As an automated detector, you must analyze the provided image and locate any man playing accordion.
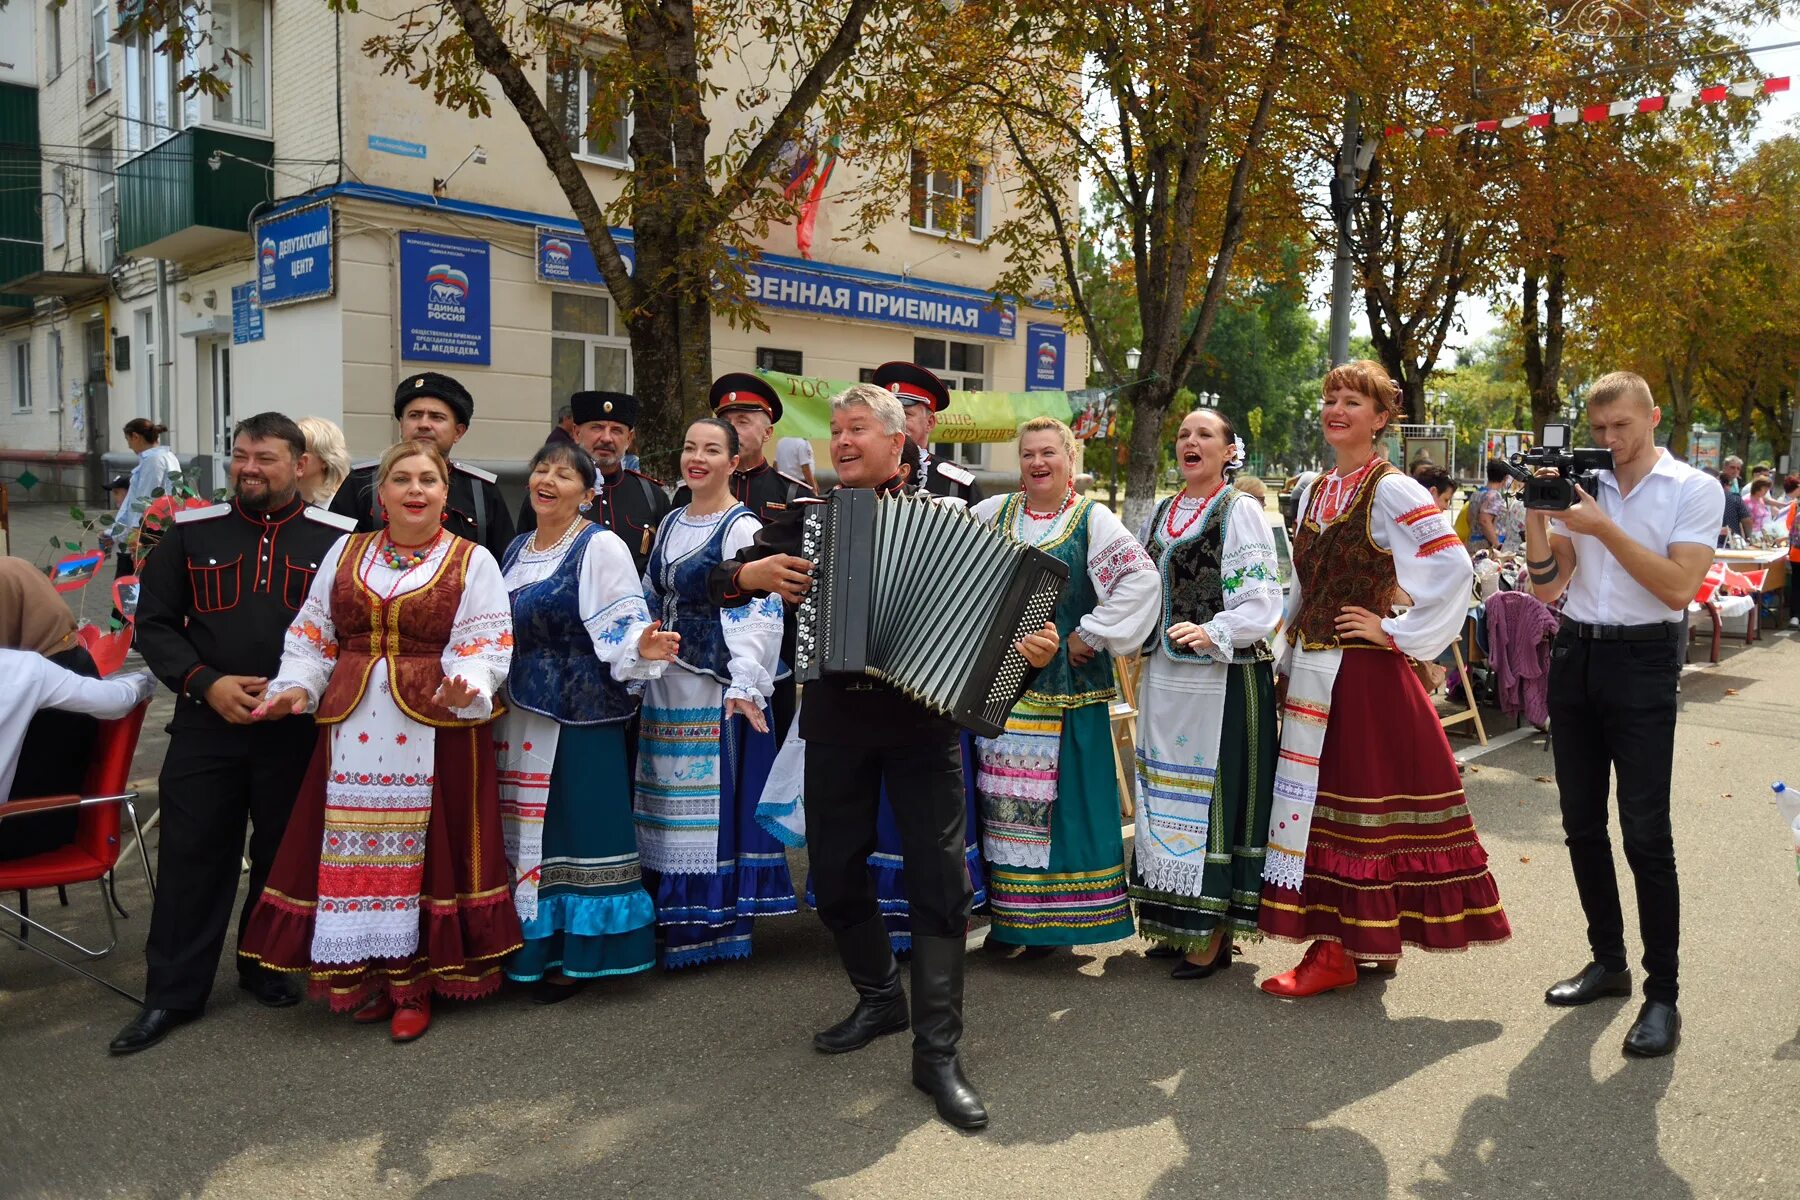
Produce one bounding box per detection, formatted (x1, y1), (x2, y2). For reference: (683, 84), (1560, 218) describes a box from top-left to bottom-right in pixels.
(710, 382), (1057, 1131)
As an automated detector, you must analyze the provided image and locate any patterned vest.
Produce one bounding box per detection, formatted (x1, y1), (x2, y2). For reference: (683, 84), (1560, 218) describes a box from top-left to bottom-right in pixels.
(1143, 490), (1273, 665)
(502, 525), (638, 727)
(315, 533), (492, 728)
(1292, 459), (1400, 651)
(998, 494), (1116, 709)
(646, 505), (751, 683)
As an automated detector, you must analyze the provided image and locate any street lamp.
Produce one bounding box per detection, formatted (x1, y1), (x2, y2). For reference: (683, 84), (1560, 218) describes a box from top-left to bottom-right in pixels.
(1124, 346), (1142, 372)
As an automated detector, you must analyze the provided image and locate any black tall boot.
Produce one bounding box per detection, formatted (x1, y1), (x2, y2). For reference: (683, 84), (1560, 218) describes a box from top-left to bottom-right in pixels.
(909, 934), (988, 1130)
(813, 916), (909, 1054)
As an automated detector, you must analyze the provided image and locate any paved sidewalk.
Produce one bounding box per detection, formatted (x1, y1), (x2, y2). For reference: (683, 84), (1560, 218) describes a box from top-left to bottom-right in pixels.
(4, 621), (1798, 1198)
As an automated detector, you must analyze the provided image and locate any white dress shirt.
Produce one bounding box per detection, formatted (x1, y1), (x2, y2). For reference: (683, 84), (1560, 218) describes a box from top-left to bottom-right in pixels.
(1551, 448), (1721, 625)
(0, 650), (155, 802)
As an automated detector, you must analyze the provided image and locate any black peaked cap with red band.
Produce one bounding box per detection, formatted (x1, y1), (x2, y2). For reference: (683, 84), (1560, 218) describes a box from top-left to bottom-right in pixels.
(872, 361), (950, 412)
(709, 373), (783, 424)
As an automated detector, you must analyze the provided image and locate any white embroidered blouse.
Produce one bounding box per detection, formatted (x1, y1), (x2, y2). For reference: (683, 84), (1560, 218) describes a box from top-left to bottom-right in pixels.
(643, 506), (785, 706)
(270, 533), (515, 721)
(1135, 489), (1284, 663)
(502, 523), (665, 683)
(1278, 470), (1473, 668)
(972, 494), (1162, 654)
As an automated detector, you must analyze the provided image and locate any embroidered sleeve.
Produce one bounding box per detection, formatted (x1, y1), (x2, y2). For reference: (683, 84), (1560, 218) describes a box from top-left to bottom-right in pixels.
(720, 514), (783, 703)
(969, 495), (1007, 526)
(1373, 475), (1473, 660)
(1077, 503), (1162, 654)
(580, 529), (665, 682)
(440, 547), (515, 720)
(1207, 495), (1284, 650)
(266, 536), (347, 711)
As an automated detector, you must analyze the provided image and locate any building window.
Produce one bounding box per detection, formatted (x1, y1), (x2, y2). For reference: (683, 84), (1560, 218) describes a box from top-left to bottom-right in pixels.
(913, 336), (988, 469)
(10, 342), (32, 414)
(756, 348), (803, 375)
(122, 0), (269, 149)
(550, 292), (631, 420)
(546, 56), (632, 167)
(48, 165), (68, 249)
(89, 0), (111, 98)
(90, 136), (116, 269)
(909, 152), (985, 241)
(46, 3), (64, 80)
(46, 331), (63, 415)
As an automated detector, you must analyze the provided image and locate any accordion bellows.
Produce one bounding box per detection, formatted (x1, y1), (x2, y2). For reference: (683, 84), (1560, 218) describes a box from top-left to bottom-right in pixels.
(795, 489), (1070, 738)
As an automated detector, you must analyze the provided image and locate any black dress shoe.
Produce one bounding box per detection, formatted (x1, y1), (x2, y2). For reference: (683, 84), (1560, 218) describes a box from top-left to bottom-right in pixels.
(1623, 1000), (1681, 1057)
(1544, 963), (1632, 1007)
(238, 973), (300, 1008)
(108, 1008), (201, 1056)
(1144, 943), (1181, 960)
(1171, 951), (1232, 981)
(531, 978), (587, 1005)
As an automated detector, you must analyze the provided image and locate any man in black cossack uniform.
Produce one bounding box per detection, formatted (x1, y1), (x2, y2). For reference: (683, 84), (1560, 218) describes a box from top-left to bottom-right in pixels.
(331, 372), (515, 562)
(520, 390), (670, 576)
(873, 360), (983, 504)
(675, 373), (814, 739)
(110, 413), (358, 1056)
(709, 382), (1056, 1131)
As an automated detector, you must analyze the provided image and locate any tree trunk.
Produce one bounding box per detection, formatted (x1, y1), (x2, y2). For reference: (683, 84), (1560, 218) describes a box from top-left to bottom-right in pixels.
(1122, 380), (1174, 533)
(1662, 350), (1696, 460)
(1520, 258), (1567, 434)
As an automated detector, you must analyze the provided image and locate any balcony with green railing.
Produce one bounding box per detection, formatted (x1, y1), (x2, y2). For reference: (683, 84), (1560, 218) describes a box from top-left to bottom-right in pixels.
(118, 128), (273, 261)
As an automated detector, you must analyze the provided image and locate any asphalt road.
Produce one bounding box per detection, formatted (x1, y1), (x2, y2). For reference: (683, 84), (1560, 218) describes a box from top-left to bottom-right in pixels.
(1, 501), (1796, 1199)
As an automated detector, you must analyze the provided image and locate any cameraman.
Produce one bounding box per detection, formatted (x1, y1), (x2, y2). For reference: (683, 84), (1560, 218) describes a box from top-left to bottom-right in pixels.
(1523, 372), (1717, 1059)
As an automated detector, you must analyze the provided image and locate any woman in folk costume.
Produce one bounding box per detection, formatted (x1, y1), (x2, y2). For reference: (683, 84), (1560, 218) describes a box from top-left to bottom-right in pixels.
(1258, 360), (1509, 997)
(1128, 409), (1284, 980)
(635, 417), (796, 968)
(497, 441), (681, 1002)
(968, 416), (1160, 955)
(240, 441), (521, 1042)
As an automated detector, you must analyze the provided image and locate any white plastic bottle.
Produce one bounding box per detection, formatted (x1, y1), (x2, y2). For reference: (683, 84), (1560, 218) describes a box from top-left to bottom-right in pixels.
(1774, 782), (1800, 883)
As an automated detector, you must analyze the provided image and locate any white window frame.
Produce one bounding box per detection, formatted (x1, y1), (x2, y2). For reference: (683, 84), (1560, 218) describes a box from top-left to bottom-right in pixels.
(90, 137), (117, 269)
(909, 151), (987, 243)
(913, 335), (989, 469)
(46, 330), (63, 415)
(48, 165), (68, 249)
(10, 342), (33, 414)
(122, 0), (271, 152)
(89, 0), (112, 99)
(549, 291), (633, 417)
(45, 2), (64, 82)
(547, 55), (633, 169)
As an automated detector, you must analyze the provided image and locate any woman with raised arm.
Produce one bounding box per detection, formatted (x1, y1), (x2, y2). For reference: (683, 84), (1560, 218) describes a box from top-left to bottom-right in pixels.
(968, 417), (1160, 955)
(634, 417), (795, 968)
(239, 440), (520, 1041)
(1128, 409), (1285, 980)
(497, 440), (680, 1002)
(1258, 361), (1509, 997)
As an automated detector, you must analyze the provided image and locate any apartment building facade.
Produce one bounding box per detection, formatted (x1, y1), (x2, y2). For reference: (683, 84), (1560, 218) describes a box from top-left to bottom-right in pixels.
(0, 4), (1083, 499)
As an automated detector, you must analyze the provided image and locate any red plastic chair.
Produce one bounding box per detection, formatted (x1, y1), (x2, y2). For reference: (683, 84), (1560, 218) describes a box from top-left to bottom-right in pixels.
(0, 700), (155, 1005)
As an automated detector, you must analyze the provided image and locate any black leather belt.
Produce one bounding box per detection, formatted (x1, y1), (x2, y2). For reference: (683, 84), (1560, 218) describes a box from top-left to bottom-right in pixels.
(1560, 619), (1680, 642)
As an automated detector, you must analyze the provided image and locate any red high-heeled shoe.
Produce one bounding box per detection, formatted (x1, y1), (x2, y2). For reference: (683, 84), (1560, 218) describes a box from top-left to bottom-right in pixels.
(1260, 940), (1358, 998)
(390, 994), (431, 1042)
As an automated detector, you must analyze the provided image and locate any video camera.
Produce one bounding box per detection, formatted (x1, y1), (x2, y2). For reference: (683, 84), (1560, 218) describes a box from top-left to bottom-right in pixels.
(1504, 424), (1614, 511)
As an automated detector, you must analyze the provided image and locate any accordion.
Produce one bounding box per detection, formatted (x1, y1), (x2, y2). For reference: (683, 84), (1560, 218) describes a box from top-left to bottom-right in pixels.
(794, 489), (1070, 738)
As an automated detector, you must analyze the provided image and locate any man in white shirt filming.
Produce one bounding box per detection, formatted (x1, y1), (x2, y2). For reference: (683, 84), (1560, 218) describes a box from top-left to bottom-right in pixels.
(1524, 371), (1717, 1059)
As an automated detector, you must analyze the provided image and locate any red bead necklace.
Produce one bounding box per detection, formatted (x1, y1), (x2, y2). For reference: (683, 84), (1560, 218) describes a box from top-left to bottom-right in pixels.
(1022, 482), (1076, 521)
(1165, 480), (1227, 540)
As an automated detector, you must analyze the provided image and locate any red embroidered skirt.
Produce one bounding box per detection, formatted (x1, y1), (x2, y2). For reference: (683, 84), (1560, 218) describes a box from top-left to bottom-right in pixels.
(1258, 649), (1510, 960)
(239, 725), (524, 1011)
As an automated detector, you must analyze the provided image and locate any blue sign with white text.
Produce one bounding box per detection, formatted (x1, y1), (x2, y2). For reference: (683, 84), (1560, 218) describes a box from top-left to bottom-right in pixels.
(231, 282), (264, 345)
(255, 203), (333, 307)
(400, 232), (491, 365)
(368, 135), (428, 159)
(1025, 323), (1065, 390)
(534, 227), (1015, 338)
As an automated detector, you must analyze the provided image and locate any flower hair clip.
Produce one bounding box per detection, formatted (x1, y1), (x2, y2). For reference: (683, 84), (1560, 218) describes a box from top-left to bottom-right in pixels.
(1227, 435), (1247, 472)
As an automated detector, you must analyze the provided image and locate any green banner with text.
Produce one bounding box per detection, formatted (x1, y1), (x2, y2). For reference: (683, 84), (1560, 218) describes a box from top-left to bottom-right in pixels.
(760, 371), (1076, 444)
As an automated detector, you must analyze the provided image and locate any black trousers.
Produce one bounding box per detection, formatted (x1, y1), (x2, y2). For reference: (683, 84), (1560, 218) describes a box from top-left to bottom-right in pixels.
(772, 676), (798, 746)
(1547, 626), (1682, 1003)
(804, 737), (971, 940)
(144, 716), (319, 1010)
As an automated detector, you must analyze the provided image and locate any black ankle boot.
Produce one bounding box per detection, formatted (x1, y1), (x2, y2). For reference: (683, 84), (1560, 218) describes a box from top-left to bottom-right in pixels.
(814, 916), (909, 1054)
(909, 934), (989, 1130)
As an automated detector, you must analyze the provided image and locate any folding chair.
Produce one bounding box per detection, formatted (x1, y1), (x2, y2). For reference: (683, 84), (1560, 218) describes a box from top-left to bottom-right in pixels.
(0, 700), (155, 1005)
(1110, 654), (1143, 819)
